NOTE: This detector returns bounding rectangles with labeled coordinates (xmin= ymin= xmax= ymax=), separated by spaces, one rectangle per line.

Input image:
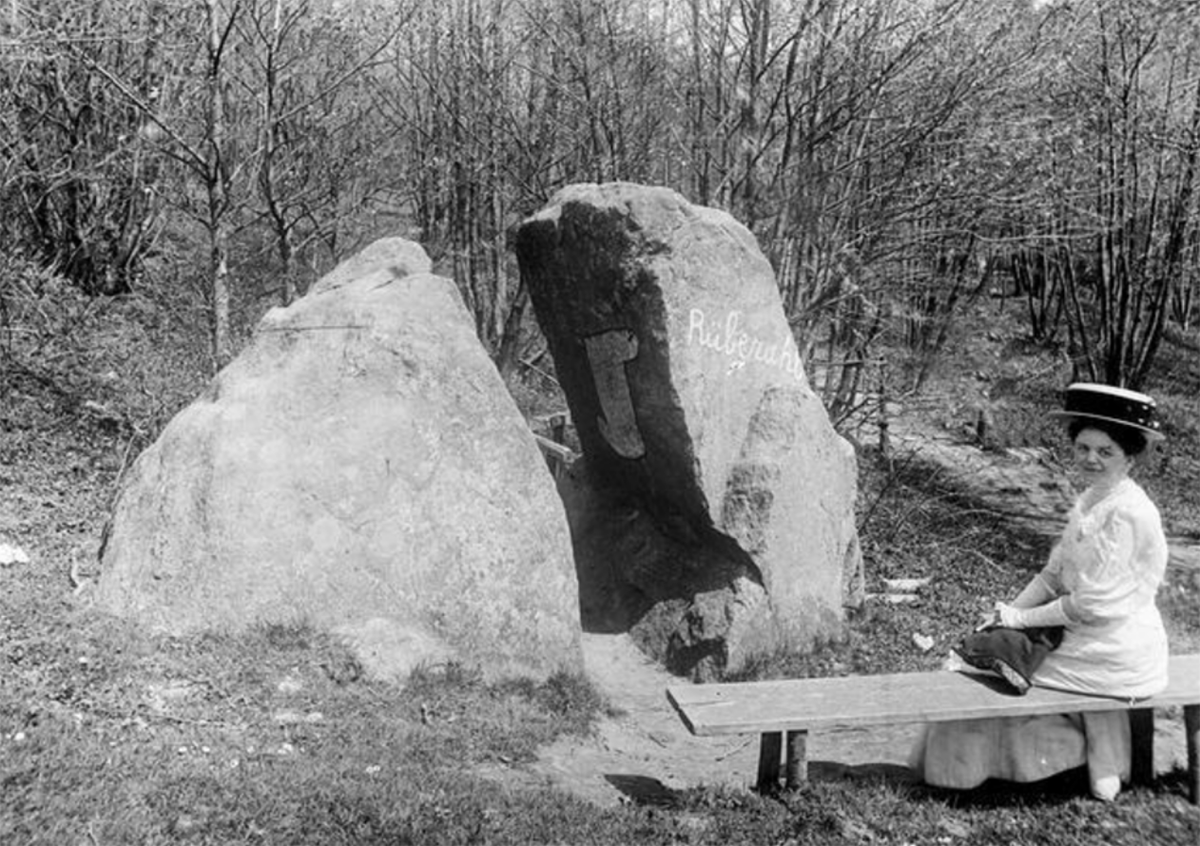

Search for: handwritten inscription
xmin=687 ymin=308 xmax=805 ymax=381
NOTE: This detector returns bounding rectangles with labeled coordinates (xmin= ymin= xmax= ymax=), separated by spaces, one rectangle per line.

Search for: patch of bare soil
xmin=502 ymin=633 xmax=920 ymax=806
xmin=885 ymin=415 xmax=1200 ymax=572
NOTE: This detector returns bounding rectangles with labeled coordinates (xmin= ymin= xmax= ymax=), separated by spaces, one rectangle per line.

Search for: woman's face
xmin=1072 ymin=426 xmax=1133 ymax=488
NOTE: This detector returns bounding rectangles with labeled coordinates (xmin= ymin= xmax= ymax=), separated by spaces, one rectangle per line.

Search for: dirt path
xmin=503 ymin=633 xmax=919 ymax=807
xmin=886 ymin=418 xmax=1200 ymax=572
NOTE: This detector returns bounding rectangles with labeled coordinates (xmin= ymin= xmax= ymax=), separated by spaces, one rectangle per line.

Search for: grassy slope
xmin=2 ymin=292 xmax=1198 ymax=845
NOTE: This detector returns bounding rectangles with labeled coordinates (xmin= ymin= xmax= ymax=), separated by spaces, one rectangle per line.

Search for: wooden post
xmin=785 ymin=730 xmax=808 ymax=790
xmin=756 ymin=732 xmax=781 ymax=792
xmin=1129 ymin=708 xmax=1155 ymax=787
xmin=1185 ymin=704 xmax=1199 ymax=805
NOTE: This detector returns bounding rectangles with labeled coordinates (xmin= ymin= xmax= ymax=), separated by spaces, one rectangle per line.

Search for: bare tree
xmin=2 ymin=0 xmax=165 ymax=296
xmin=13 ymin=0 xmax=1192 ymax=408
xmin=998 ymin=0 xmax=1200 ymax=388
xmin=238 ymin=0 xmax=408 ymax=305
xmin=672 ymin=0 xmax=1006 ymax=411
xmin=371 ymin=0 xmax=672 ymax=372
xmin=67 ymin=0 xmax=253 ymax=369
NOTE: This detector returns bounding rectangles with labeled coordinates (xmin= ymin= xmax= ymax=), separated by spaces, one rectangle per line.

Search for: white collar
xmin=1079 ymin=476 xmax=1133 ymax=515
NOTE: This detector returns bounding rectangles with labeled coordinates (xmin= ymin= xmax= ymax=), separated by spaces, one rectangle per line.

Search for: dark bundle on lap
xmin=953 ymin=626 xmax=1065 ymax=695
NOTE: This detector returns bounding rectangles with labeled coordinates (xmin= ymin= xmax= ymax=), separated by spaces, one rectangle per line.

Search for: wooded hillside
xmin=3 ymin=0 xmax=1198 ymax=411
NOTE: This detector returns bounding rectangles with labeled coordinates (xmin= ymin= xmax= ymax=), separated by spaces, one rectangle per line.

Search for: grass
xmin=0 ymin=611 xmax=615 ymax=845
xmin=4 ymin=424 xmax=1198 ymax=845
xmin=3 ymin=285 xmax=1199 ymax=844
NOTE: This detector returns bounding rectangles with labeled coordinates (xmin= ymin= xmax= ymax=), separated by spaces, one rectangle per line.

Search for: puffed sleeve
xmin=1039 ymin=539 xmax=1066 ymax=595
xmin=1065 ymin=504 xmax=1167 ymax=625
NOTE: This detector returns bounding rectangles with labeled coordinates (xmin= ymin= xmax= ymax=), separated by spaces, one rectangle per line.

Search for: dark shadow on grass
xmin=604 ymin=774 xmax=681 ymax=807
xmin=809 ymin=759 xmax=1087 ymax=807
xmin=813 ymin=759 xmax=1198 ymax=809
xmin=908 ymin=766 xmax=1097 ymax=809
xmin=1152 ymin=766 xmax=1200 ymax=803
xmin=808 ymin=760 xmax=922 ymax=789
xmin=915 ymin=766 xmax=1200 ymax=809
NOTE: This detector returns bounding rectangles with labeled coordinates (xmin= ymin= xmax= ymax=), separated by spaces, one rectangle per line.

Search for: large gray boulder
xmin=515 ymin=183 xmax=862 ymax=678
xmin=93 ymin=239 xmax=582 ymax=681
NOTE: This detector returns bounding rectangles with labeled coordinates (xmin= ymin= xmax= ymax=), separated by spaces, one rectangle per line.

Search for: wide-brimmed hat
xmin=1047 ymin=382 xmax=1164 ymax=441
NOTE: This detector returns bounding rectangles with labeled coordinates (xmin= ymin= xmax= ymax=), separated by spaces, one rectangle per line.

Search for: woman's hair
xmin=1067 ymin=418 xmax=1148 ymax=457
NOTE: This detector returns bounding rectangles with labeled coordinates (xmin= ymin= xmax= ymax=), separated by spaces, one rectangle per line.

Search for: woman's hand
xmin=996 ymin=598 xmax=1072 ymax=629
xmin=975 ymin=605 xmax=1003 ymax=631
xmin=995 ymin=601 xmax=1020 ymax=628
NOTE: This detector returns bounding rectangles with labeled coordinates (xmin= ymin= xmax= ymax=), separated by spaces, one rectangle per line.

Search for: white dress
xmin=911 ymin=477 xmax=1169 ymax=789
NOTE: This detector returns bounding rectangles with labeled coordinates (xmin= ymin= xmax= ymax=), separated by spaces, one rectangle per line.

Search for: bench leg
xmin=1129 ymin=708 xmax=1155 ymax=788
xmin=1186 ymin=704 xmax=1199 ymax=805
xmin=785 ymin=730 xmax=808 ymax=790
xmin=757 ymin=732 xmax=782 ymax=792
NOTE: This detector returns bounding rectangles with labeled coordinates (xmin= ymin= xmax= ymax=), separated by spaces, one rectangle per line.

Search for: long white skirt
xmin=909 ymin=710 xmax=1130 ymax=789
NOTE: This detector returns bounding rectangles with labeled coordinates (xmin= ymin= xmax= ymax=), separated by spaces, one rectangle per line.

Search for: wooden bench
xmin=667 ymin=653 xmax=1200 ymax=802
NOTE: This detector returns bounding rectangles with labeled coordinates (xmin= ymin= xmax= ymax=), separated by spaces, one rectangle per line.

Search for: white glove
xmin=996 ymin=597 xmax=1071 ymax=629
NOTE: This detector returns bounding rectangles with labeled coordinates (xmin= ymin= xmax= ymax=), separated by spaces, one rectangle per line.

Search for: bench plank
xmin=669 ymin=654 xmax=1199 ymax=799
xmin=667 ymin=654 xmax=1200 ymax=737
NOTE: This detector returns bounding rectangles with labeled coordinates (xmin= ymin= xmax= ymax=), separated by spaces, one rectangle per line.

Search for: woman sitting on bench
xmin=909 ymin=383 xmax=1169 ymax=801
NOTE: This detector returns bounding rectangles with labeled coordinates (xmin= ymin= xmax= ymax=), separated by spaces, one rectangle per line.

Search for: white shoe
xmin=1090 ymin=775 xmax=1121 ymax=802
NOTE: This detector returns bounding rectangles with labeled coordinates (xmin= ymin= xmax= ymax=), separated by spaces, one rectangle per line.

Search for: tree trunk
xmin=211 ymin=234 xmax=232 ymax=368
xmin=205 ymin=0 xmax=233 ymax=371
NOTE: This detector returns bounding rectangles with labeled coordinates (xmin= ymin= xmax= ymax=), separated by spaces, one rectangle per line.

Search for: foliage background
xmin=3 ymin=0 xmax=1198 ymax=409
